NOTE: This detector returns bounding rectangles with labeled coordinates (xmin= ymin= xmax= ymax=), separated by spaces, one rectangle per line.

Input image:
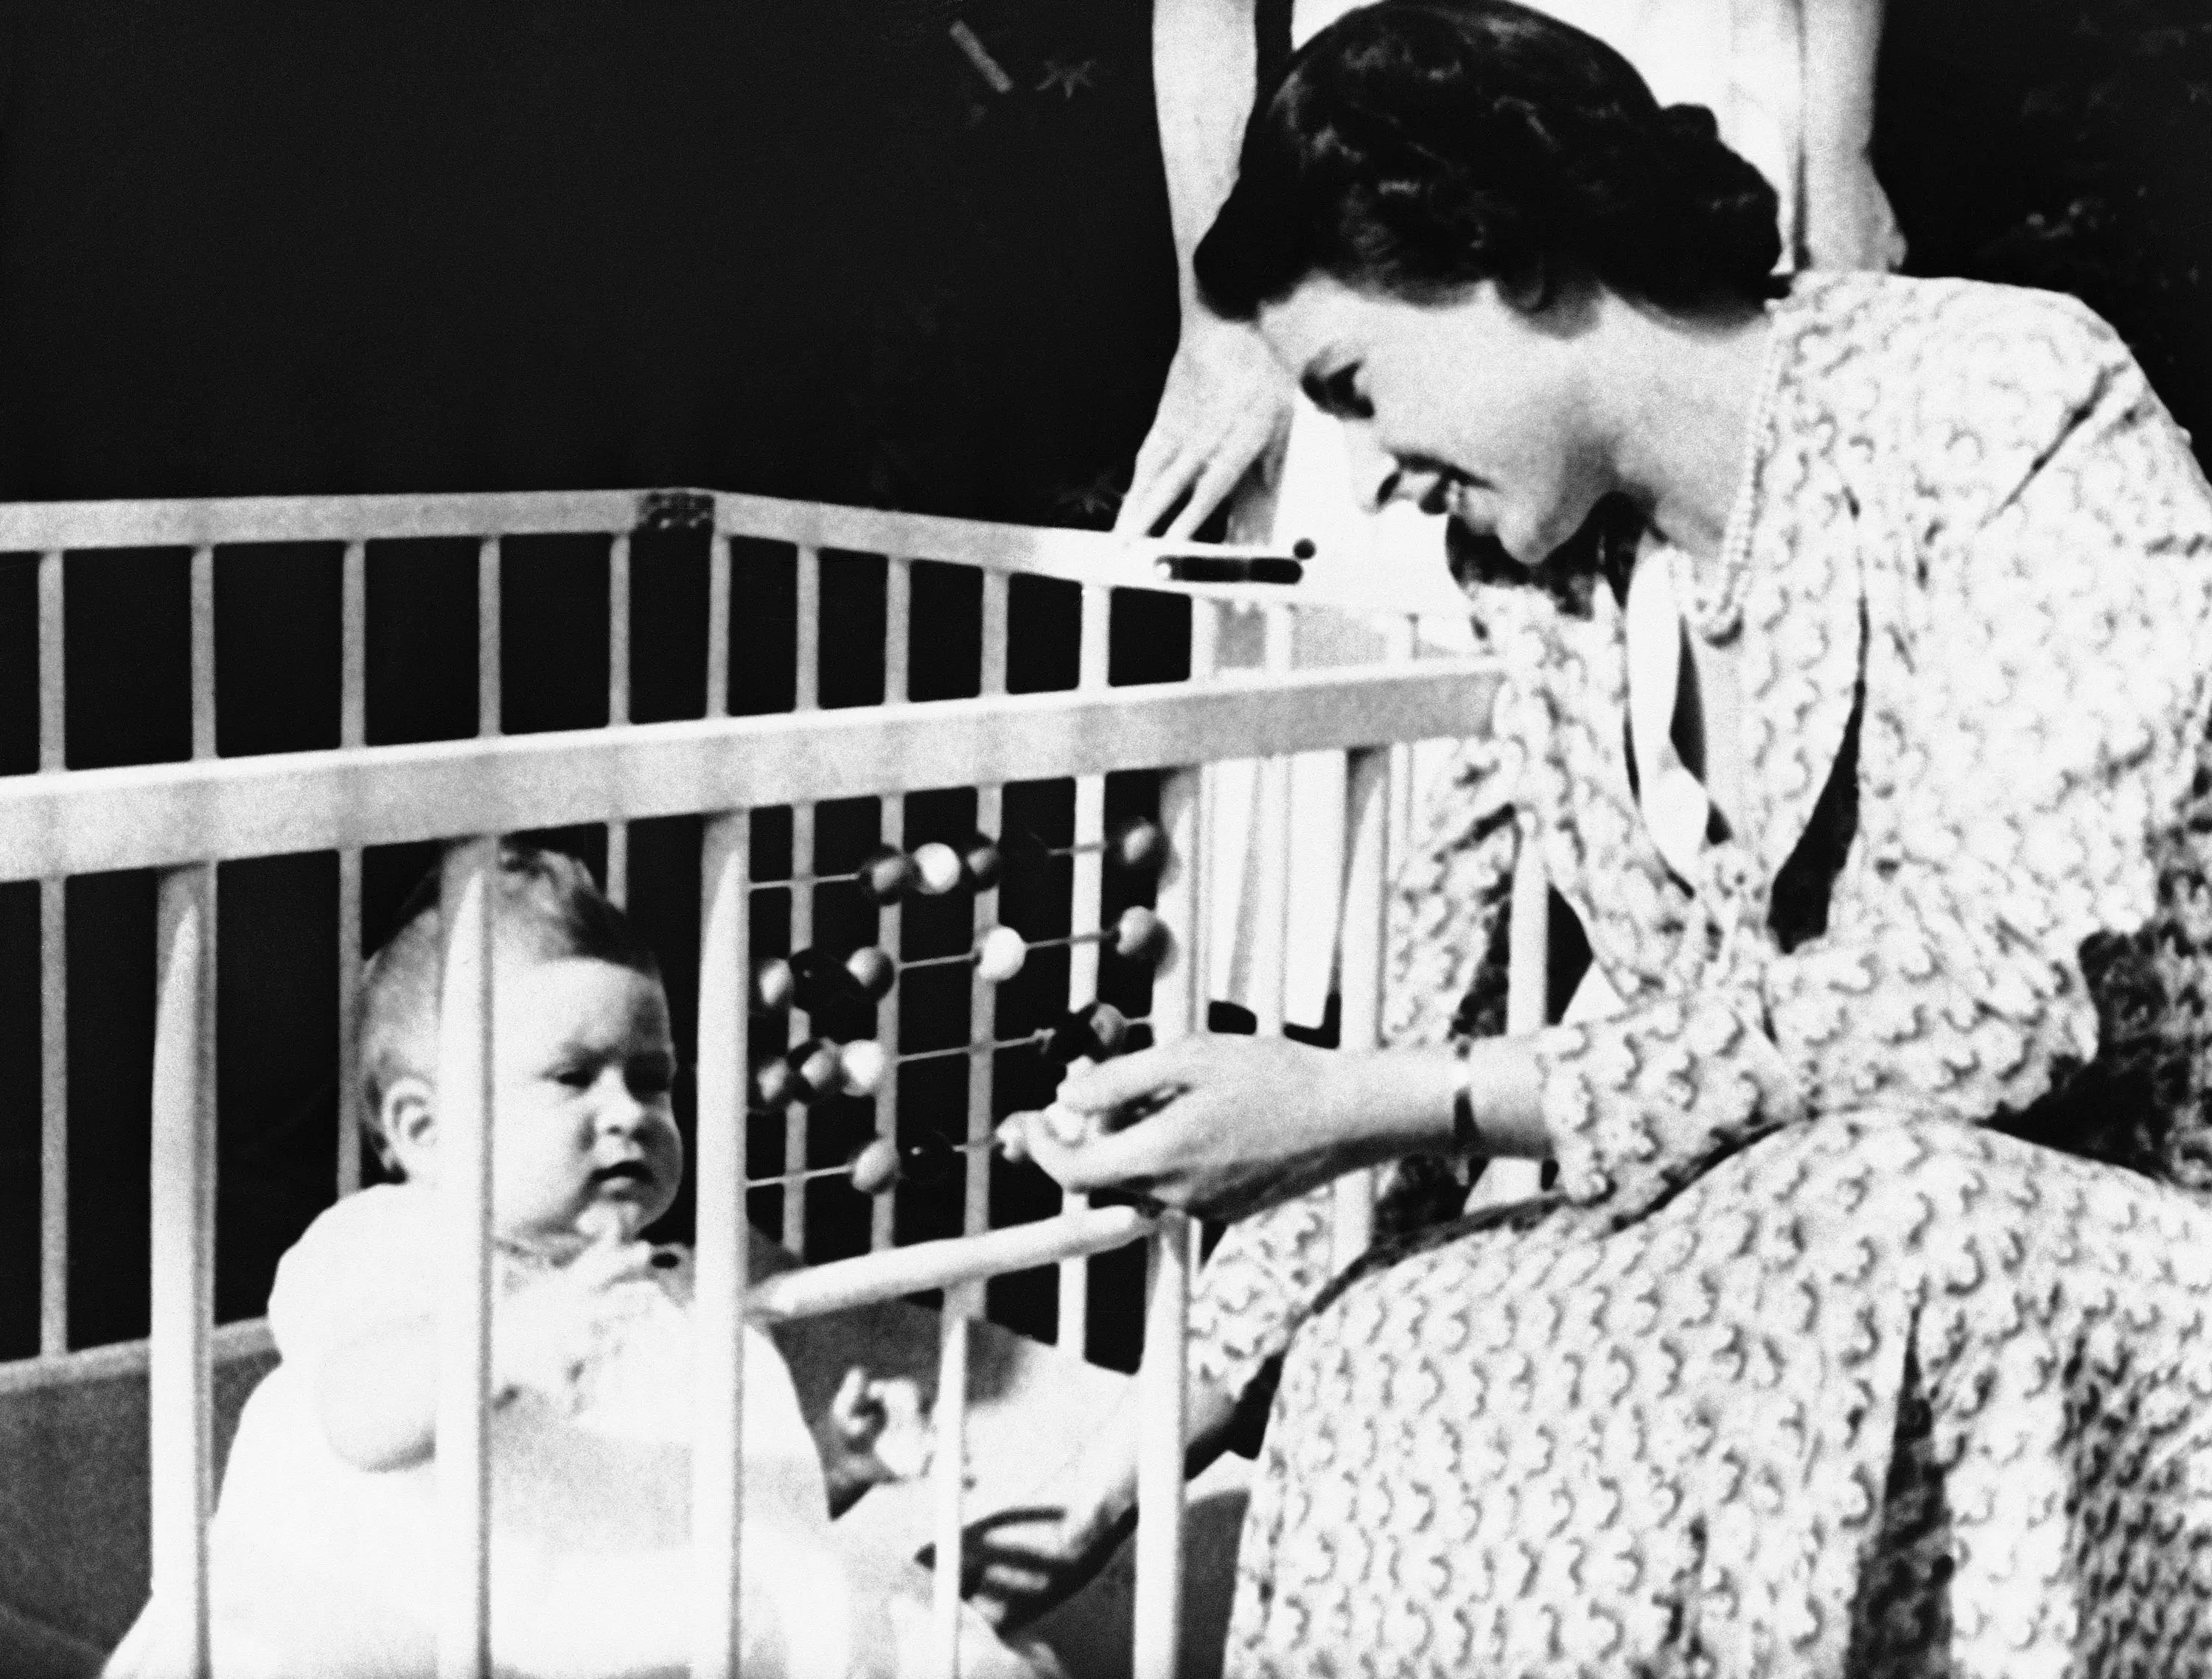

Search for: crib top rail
xmin=0 ymin=659 xmax=1495 ymax=882
xmin=0 ymin=486 xmax=1454 ymax=615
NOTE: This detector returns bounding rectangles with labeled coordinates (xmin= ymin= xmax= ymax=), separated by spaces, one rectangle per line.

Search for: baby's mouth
xmin=591 ymin=1161 xmax=654 ymax=1192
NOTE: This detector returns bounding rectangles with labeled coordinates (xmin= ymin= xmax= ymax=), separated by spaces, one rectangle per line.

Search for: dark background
xmin=0 ymin=0 xmax=2206 ymax=1363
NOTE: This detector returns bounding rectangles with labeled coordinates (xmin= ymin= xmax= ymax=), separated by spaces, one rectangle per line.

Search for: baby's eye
xmin=628 ymin=1058 xmax=677 ymax=1099
xmin=552 ymin=1065 xmax=598 ymax=1091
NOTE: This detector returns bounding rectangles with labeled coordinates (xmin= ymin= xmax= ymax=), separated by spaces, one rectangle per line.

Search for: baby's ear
xmin=379 ymin=1075 xmax=439 ymax=1181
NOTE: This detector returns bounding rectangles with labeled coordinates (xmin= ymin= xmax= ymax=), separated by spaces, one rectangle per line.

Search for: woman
xmin=1009 ymin=1 xmax=2212 ymax=1672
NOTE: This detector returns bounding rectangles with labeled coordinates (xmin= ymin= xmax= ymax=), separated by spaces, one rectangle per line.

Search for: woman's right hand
xmin=1115 ymin=312 xmax=1294 ymax=541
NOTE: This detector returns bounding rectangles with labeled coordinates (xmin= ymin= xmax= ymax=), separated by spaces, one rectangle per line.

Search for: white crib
xmin=0 ymin=489 xmax=1540 ymax=1679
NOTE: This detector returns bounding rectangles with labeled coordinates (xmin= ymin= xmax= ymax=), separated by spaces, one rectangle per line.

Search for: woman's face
xmin=1257 ymin=274 xmax=1613 ymax=569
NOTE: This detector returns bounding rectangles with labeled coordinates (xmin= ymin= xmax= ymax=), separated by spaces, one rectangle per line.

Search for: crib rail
xmin=2 ymin=488 xmax=1520 ymax=1679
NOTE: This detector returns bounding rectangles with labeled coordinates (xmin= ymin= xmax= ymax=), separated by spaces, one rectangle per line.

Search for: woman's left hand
xmin=1002 ymin=1033 xmax=1386 ymax=1222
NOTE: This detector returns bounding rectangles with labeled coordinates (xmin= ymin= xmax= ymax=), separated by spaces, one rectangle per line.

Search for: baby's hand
xmin=492 ymin=1236 xmax=658 ymax=1406
xmin=817 ymin=1367 xmax=932 ymax=1517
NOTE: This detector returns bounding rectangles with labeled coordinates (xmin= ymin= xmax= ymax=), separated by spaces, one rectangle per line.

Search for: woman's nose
xmin=1339 ymin=422 xmax=1400 ymax=514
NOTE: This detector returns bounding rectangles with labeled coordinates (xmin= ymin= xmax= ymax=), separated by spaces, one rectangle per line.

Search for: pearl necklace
xmin=1683 ymin=293 xmax=1794 ymax=645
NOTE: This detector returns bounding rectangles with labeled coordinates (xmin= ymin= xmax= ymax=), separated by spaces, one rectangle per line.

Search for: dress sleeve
xmin=265 ymin=1185 xmax=442 ymax=1380
xmin=1190 ymin=728 xmax=1524 ymax=1403
xmin=1529 ymin=295 xmax=2212 ymax=1218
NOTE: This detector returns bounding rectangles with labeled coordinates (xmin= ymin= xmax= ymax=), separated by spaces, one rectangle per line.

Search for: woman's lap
xmin=1227 ymin=1112 xmax=2212 ymax=1678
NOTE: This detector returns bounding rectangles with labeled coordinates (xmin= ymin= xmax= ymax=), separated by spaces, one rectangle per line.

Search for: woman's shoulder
xmin=1784 ymin=272 xmax=2132 ymax=401
xmin=1781 ymin=273 xmax=2180 ymax=521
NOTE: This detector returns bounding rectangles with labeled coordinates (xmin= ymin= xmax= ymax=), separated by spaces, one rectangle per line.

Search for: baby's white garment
xmin=184 ymin=1186 xmax=854 ymax=1679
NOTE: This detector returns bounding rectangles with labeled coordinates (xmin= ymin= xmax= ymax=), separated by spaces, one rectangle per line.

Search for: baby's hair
xmin=355 ymin=844 xmax=660 ymax=1171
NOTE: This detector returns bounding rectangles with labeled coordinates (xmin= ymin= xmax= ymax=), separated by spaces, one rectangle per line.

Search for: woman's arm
xmin=1016 ymin=1035 xmax=1541 ymax=1220
xmin=1116 ymin=0 xmax=1294 ymax=540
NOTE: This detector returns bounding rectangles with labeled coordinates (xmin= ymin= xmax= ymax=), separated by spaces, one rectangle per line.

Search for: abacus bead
xmin=849 ymin=1138 xmax=901 ymax=1195
xmin=1086 ymin=1002 xmax=1131 ymax=1058
xmin=755 ymin=1058 xmax=799 ymax=1108
xmin=844 ymin=946 xmax=896 ymax=1002
xmin=1113 ymin=906 xmax=1168 ymax=964
xmin=859 ymin=846 xmax=919 ymax=905
xmin=755 ymin=957 xmax=796 ymax=1012
xmin=1108 ymin=818 xmax=1168 ymax=879
xmin=837 ymin=1039 xmax=889 ymax=1097
xmin=913 ymin=842 xmax=963 ymax=896
xmin=792 ymin=1040 xmax=843 ymax=1102
xmin=963 ymin=839 xmax=1005 ymax=891
xmin=975 ymin=925 xmax=1028 ymax=985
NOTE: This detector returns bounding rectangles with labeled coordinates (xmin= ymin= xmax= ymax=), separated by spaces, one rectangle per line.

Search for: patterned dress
xmin=1191 ymin=273 xmax=2212 ymax=1677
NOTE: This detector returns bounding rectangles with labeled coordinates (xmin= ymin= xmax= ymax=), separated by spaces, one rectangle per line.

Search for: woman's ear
xmin=379 ymin=1075 xmax=439 ymax=1183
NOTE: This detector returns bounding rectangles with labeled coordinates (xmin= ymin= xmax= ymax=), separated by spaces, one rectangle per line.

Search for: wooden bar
xmin=39 ymin=878 xmax=66 ymax=1355
xmin=705 ymin=534 xmax=731 ymax=720
xmin=784 ymin=547 xmax=822 ymax=1254
xmin=967 ymin=570 xmax=1010 ymax=1249
xmin=0 ymin=492 xmax=1339 ymax=607
xmin=1134 ymin=1213 xmax=1195 ymax=1679
xmin=1057 ymin=582 xmax=1112 ymax=1354
xmin=606 ymin=534 xmax=632 ymax=907
xmin=1331 ymin=746 xmax=1392 ymax=1272
xmin=149 ymin=862 xmax=216 ymax=1679
xmin=1249 ymin=605 xmax=1295 ymax=1036
xmin=433 ymin=841 xmax=497 ymax=1679
xmin=337 ymin=541 xmax=367 ymax=1198
xmin=691 ymin=813 xmax=751 ymax=1679
xmin=1482 ymin=842 xmax=1553 ymax=1204
xmin=476 ymin=537 xmax=500 ymax=739
xmin=38 ymin=548 xmax=67 ymax=1355
xmin=931 ymin=1313 xmax=969 ymax=1679
xmin=873 ymin=559 xmax=913 ymax=1253
xmin=0 ymin=663 xmax=1498 ymax=885
xmin=1131 ymin=760 xmax=1204 ymax=1679
xmin=189 ymin=546 xmax=216 ymax=761
xmin=743 ymin=1206 xmax=1153 ymax=1325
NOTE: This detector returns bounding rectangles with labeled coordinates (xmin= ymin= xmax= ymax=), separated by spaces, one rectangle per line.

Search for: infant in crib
xmin=109 ymin=845 xmax=1040 ymax=1679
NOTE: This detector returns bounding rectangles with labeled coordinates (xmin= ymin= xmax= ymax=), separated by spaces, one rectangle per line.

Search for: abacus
xmin=0 ymin=488 xmax=1512 ymax=1679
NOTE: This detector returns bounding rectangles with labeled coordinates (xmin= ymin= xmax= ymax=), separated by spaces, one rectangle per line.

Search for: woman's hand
xmin=1003 ymin=1034 xmax=1437 ymax=1222
xmin=1115 ymin=313 xmax=1294 ymax=541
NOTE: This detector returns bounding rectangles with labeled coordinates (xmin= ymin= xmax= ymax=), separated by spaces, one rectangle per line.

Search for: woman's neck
xmin=1595 ymin=296 xmax=1776 ymax=562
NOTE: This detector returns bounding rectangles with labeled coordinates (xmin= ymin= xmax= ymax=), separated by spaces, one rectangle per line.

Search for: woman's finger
xmin=1017 ymin=1109 xmax=1172 ymax=1195
xmin=1058 ymin=1038 xmax=1209 ymax=1114
xmin=1162 ymin=422 xmax=1272 ymax=540
xmin=1114 ymin=436 xmax=1203 ymax=537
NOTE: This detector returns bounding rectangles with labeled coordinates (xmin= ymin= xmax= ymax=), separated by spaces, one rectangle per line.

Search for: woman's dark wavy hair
xmin=1196 ymin=0 xmax=1785 ymax=320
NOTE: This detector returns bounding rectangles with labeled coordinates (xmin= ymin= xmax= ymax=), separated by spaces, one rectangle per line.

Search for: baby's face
xmin=487 ymin=955 xmax=683 ymax=1244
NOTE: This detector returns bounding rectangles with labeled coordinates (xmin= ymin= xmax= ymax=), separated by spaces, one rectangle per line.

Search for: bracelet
xmin=1451 ymin=1065 xmax=1484 ymax=1158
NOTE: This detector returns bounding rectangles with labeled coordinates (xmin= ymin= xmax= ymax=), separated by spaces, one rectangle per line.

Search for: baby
xmin=114 ymin=847 xmax=995 ymax=1679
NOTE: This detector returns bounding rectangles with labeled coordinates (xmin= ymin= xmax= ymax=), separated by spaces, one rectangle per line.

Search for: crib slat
xmin=1331 ymin=744 xmax=1392 ymax=1271
xmin=931 ymin=1310 xmax=969 ymax=1679
xmin=1131 ymin=761 xmax=1204 ymax=1679
xmin=873 ymin=558 xmax=913 ymax=1253
xmin=1249 ymin=604 xmax=1296 ymax=1036
xmin=705 ymin=534 xmax=731 ymax=720
xmin=149 ymin=862 xmax=216 ymax=1679
xmin=38 ymin=549 xmax=67 ymax=1355
xmin=477 ymin=537 xmax=501 ymax=739
xmin=189 ymin=546 xmax=216 ymax=761
xmin=434 ymin=841 xmax=497 ymax=1679
xmin=337 ymin=541 xmax=367 ymax=1198
xmin=1057 ymin=581 xmax=1112 ymax=1353
xmin=1468 ymin=841 xmax=1554 ymax=1207
xmin=692 ymin=812 xmax=751 ymax=1679
xmin=606 ymin=533 xmax=632 ymax=907
xmin=784 ymin=546 xmax=822 ymax=1254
